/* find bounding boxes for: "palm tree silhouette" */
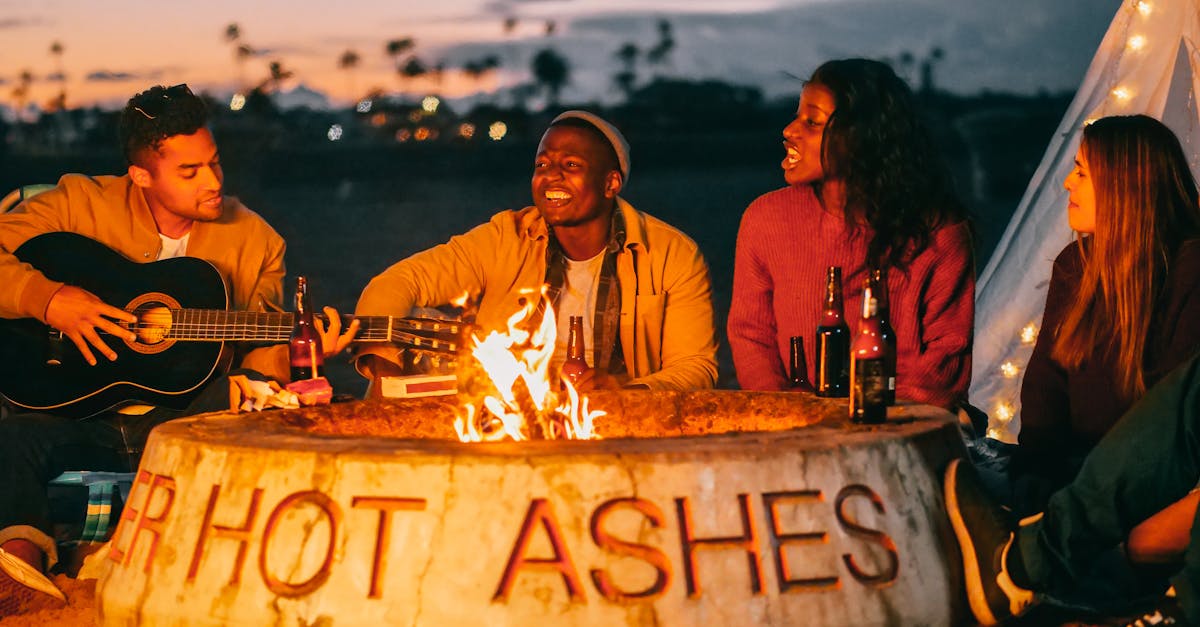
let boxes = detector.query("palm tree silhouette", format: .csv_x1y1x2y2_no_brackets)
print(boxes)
385,38,416,98
462,55,500,100
645,19,675,77
224,23,250,91
613,42,639,101
48,41,66,110
258,60,293,94
399,56,428,96
11,70,33,122
531,48,569,108
338,49,361,103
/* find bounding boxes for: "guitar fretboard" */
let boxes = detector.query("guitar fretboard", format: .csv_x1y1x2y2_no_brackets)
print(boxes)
117,311,462,353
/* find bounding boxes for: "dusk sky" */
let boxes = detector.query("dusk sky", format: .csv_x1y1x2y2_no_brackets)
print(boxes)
1,0,1123,110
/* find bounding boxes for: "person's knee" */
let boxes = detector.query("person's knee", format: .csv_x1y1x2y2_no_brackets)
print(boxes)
1126,492,1198,565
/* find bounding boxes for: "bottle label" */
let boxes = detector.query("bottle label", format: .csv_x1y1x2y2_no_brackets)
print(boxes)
851,358,888,423
814,329,849,397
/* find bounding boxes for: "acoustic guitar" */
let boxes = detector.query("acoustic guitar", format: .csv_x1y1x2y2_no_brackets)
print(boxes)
0,232,462,418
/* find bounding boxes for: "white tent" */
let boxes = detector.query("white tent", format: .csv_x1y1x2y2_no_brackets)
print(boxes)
971,0,1200,441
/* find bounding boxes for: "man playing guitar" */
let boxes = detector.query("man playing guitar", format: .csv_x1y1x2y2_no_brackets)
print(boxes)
0,84,354,615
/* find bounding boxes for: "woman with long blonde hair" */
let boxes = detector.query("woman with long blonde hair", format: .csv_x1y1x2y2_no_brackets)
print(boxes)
1015,114,1200,512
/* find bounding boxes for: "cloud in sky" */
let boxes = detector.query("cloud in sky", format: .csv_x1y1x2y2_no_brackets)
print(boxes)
86,69,166,83
0,16,49,29
0,0,1128,107
551,0,1123,98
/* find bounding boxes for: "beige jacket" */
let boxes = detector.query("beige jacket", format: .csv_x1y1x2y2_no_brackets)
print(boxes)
355,198,718,390
0,173,288,379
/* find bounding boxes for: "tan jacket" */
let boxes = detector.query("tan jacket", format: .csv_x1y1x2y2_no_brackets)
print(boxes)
355,198,718,390
0,174,288,379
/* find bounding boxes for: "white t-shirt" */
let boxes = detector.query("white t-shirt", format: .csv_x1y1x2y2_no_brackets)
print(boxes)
157,232,190,260
551,250,605,373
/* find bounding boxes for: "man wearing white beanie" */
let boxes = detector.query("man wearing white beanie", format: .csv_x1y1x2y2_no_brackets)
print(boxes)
355,111,717,391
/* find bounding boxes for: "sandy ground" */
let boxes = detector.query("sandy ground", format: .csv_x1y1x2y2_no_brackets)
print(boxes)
0,575,96,626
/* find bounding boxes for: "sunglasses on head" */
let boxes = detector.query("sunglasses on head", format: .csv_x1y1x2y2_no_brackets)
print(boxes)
132,83,194,120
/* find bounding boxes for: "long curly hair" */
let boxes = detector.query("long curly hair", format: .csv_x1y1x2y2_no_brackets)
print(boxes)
1051,115,1200,404
808,58,968,271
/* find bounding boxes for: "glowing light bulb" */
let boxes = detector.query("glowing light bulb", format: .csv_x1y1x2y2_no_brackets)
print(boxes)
1128,35,1147,51
1112,86,1133,102
488,121,508,141
1084,117,1098,127
994,402,1015,423
1000,362,1020,378
1137,1,1152,17
1020,324,1039,345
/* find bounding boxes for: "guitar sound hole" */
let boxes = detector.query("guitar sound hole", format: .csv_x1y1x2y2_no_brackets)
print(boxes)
131,303,174,345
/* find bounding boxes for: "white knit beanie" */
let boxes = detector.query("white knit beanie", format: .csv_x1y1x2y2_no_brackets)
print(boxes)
550,110,631,185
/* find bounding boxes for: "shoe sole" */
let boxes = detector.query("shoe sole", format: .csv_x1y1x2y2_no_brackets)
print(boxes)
944,458,1002,626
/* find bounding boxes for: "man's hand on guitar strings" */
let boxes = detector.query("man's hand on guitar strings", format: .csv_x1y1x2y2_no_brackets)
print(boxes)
45,285,137,366
315,306,360,358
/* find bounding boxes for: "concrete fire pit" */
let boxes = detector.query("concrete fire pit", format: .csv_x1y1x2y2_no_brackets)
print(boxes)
93,390,967,626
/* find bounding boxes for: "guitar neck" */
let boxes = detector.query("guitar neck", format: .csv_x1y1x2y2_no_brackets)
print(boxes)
124,311,462,353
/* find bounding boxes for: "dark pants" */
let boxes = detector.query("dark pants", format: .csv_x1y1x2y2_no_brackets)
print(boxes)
0,371,258,538
1018,354,1200,619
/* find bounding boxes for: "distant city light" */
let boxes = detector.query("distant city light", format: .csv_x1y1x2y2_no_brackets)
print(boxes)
1127,35,1146,51
370,113,387,127
488,121,508,141
395,128,412,143
327,124,344,141
459,123,476,139
356,99,373,113
229,93,246,111
408,110,422,123
422,96,440,113
415,127,431,141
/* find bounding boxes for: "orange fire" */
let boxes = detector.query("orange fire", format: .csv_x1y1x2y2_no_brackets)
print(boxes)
454,290,604,442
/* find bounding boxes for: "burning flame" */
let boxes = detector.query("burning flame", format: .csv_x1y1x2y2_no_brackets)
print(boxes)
454,290,604,442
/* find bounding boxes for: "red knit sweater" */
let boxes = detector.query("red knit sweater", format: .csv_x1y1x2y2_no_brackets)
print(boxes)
728,185,975,409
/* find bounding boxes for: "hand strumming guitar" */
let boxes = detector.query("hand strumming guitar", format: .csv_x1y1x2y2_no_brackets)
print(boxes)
44,285,137,366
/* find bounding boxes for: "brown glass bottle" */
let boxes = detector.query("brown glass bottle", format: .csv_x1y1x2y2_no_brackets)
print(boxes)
788,336,812,391
871,268,898,406
814,266,849,397
561,315,588,385
850,278,888,424
289,276,324,381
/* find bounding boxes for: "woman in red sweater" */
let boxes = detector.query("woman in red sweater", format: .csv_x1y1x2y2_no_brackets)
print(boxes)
1013,115,1200,519
728,58,974,409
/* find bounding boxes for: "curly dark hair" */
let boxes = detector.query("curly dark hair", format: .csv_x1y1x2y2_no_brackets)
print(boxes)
118,84,209,166
809,58,968,271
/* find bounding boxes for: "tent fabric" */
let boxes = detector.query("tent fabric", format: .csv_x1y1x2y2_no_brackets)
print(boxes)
971,0,1200,441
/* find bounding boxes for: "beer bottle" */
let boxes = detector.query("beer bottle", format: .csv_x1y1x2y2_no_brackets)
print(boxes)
850,278,888,424
561,315,588,385
871,268,898,405
788,336,812,391
289,276,324,381
814,266,849,397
